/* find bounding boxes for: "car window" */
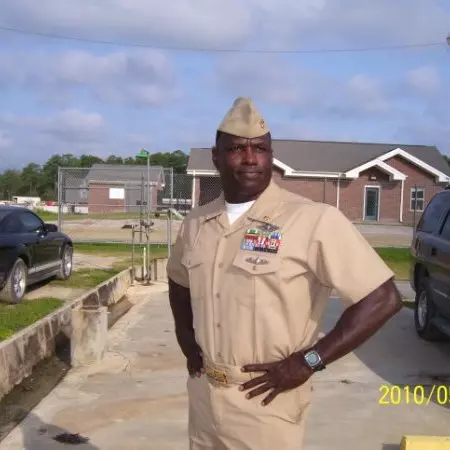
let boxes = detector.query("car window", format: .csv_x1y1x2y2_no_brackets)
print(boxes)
416,194,447,233
439,211,450,242
0,214,23,233
19,211,44,233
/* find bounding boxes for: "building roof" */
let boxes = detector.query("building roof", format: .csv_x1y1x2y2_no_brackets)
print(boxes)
85,164,165,184
187,139,450,177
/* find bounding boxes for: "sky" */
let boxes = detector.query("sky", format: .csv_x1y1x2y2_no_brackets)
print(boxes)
0,0,449,171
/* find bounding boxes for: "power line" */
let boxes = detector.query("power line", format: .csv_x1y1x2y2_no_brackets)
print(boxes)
0,25,447,54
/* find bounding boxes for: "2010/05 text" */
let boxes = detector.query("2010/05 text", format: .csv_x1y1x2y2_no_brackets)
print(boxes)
378,384,450,406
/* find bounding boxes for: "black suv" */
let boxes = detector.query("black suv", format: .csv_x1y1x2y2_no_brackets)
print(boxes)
411,188,450,340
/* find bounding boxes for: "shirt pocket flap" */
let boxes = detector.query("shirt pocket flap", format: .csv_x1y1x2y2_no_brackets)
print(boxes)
232,251,281,275
181,250,204,269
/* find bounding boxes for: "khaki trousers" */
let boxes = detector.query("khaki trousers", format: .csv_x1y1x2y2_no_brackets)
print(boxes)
187,373,311,450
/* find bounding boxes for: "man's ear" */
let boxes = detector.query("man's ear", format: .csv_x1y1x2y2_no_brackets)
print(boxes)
211,146,219,170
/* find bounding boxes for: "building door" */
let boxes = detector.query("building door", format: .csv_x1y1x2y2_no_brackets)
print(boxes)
364,187,380,221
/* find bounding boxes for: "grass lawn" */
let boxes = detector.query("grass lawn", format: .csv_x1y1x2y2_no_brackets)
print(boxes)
74,242,168,259
49,267,125,288
0,298,64,341
375,247,412,281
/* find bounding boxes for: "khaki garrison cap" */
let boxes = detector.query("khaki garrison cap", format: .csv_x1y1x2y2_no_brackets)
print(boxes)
217,97,270,139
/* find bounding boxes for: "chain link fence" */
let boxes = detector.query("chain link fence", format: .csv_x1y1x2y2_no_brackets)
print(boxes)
53,166,447,249
53,166,195,253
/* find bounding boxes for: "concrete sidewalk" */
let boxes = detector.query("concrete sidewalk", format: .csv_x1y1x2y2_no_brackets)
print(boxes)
395,281,415,301
1,282,449,450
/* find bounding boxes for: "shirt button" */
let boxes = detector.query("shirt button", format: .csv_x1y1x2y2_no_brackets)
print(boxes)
216,323,221,328
216,293,220,298
217,352,222,358
218,262,224,268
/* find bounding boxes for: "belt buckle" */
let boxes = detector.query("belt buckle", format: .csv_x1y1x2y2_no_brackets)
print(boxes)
205,365,228,387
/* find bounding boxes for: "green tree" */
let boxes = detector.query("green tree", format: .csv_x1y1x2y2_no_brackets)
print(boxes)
150,150,188,173
21,163,41,196
79,154,103,167
105,155,124,164
0,170,22,200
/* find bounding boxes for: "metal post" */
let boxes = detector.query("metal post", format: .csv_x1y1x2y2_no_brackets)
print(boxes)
57,167,62,230
140,173,144,281
168,168,174,258
139,174,143,245
147,155,151,282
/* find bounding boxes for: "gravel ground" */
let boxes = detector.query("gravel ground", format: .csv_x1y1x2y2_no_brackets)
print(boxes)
61,218,180,244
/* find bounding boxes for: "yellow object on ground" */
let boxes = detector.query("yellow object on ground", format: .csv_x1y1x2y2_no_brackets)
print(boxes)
401,436,450,449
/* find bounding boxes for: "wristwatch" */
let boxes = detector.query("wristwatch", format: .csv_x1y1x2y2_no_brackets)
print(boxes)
303,349,326,372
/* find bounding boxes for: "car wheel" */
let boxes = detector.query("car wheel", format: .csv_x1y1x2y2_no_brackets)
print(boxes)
56,245,73,280
414,277,446,341
0,258,28,304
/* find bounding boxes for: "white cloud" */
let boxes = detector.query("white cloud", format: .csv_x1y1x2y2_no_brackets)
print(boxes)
213,54,393,119
39,109,105,141
0,49,179,106
0,0,253,48
0,130,12,149
212,54,303,106
1,0,448,50
346,75,390,115
0,109,111,169
2,109,105,142
406,66,442,94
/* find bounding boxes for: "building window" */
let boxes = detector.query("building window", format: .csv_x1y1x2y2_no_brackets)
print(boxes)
109,188,125,200
410,187,424,211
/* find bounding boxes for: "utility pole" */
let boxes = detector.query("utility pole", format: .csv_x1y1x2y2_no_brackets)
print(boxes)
136,148,151,283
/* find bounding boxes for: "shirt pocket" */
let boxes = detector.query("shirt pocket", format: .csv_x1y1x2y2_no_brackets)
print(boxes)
231,251,281,275
230,251,281,307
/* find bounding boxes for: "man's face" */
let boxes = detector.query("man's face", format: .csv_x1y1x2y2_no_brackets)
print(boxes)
212,132,273,202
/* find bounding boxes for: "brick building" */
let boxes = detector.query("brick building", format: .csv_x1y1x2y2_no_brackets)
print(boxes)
186,140,450,225
86,164,165,213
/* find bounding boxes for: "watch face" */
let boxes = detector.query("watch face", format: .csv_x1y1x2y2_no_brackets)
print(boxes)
306,351,320,366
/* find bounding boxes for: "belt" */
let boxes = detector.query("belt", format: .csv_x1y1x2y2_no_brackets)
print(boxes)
203,359,253,388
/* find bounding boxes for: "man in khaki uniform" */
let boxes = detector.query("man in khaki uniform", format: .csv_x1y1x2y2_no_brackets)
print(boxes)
167,97,402,450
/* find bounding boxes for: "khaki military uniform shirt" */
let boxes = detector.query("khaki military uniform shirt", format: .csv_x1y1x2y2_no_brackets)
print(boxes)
167,180,394,367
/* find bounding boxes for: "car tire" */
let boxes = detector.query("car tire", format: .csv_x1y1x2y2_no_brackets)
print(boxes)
0,258,28,304
414,277,447,341
56,245,73,280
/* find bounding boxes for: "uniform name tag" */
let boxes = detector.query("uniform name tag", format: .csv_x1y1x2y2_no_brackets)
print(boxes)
240,227,282,253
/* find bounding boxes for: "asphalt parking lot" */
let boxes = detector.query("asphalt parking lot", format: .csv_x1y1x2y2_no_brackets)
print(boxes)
356,224,413,247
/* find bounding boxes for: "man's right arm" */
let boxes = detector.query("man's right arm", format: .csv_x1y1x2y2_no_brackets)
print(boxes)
166,220,203,377
168,278,203,376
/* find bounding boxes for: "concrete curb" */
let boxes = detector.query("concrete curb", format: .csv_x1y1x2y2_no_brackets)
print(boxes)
401,435,450,449
0,267,133,402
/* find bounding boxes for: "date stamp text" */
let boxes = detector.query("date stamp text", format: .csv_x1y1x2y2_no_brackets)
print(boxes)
378,384,450,406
